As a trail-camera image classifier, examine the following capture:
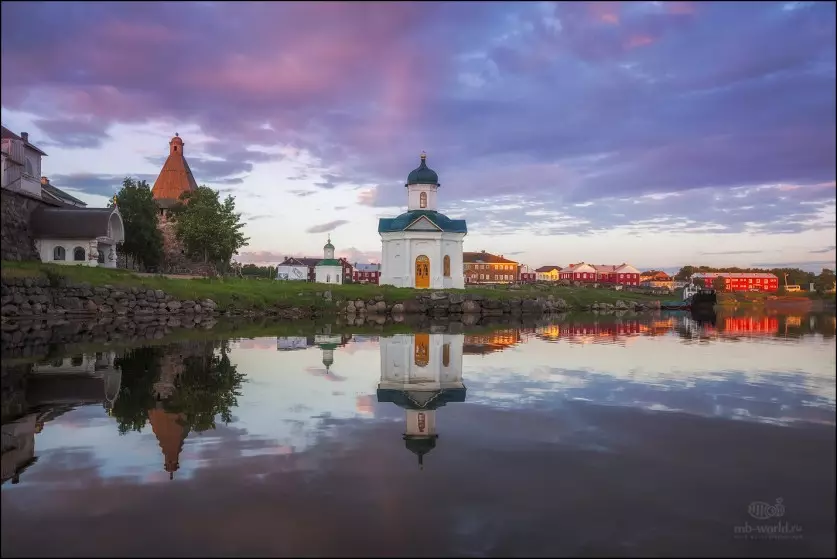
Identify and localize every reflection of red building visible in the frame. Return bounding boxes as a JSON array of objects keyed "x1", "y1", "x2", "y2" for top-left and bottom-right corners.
[
  {"x1": 463, "y1": 330, "x2": 523, "y2": 355},
  {"x1": 535, "y1": 321, "x2": 645, "y2": 343},
  {"x1": 720, "y1": 316, "x2": 779, "y2": 335}
]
